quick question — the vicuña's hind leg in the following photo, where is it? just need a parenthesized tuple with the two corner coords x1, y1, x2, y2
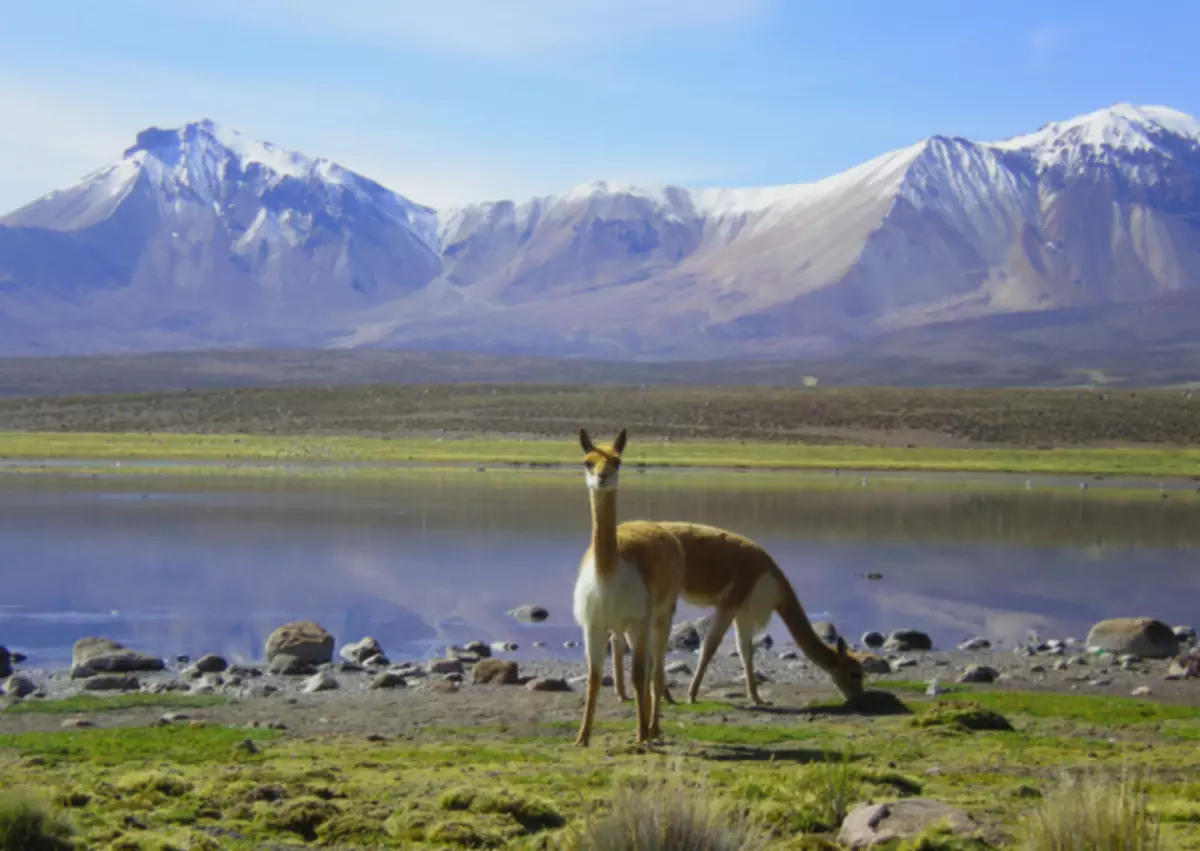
(610, 633, 631, 702)
(734, 614, 770, 706)
(575, 622, 609, 747)
(687, 606, 736, 703)
(647, 609, 673, 740)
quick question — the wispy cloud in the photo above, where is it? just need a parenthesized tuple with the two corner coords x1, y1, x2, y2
(0, 68, 729, 214)
(148, 0, 768, 60)
(1024, 26, 1066, 72)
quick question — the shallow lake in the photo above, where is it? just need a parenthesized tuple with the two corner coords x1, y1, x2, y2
(1, 469, 1197, 669)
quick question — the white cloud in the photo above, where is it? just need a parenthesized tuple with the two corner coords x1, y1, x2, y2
(145, 0, 767, 60)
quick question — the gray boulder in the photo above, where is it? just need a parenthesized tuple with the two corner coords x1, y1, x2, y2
(302, 671, 339, 693)
(3, 673, 36, 698)
(268, 654, 317, 676)
(839, 799, 978, 848)
(192, 654, 228, 674)
(340, 637, 386, 665)
(861, 632, 885, 650)
(427, 659, 465, 676)
(958, 664, 998, 684)
(507, 605, 549, 623)
(72, 637, 165, 673)
(370, 671, 408, 690)
(1086, 618, 1179, 659)
(884, 629, 933, 652)
(526, 677, 572, 692)
(83, 674, 141, 691)
(668, 616, 712, 651)
(264, 621, 334, 665)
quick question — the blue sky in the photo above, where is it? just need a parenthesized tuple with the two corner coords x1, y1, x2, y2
(2, 0, 1199, 212)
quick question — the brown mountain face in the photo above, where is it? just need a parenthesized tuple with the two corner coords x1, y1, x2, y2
(2, 105, 1200, 364)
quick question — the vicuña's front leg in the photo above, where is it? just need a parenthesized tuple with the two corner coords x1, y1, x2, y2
(575, 624, 608, 747)
(734, 616, 770, 706)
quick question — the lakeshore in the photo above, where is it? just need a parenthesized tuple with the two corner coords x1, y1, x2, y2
(3, 431, 1200, 481)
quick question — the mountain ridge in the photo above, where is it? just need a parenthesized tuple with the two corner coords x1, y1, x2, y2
(2, 103, 1200, 369)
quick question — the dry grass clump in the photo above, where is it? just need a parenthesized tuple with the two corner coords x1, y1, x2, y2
(0, 792, 75, 851)
(1015, 768, 1163, 851)
(562, 775, 768, 851)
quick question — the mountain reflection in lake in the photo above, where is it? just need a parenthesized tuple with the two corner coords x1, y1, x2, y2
(1, 471, 1196, 667)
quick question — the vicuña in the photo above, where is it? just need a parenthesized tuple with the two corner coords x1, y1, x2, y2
(610, 521, 866, 705)
(571, 429, 684, 747)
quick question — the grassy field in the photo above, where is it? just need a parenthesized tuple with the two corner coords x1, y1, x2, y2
(2, 430, 1200, 479)
(0, 384, 1198, 447)
(1, 687, 1198, 849)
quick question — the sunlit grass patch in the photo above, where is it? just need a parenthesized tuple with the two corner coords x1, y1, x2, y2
(0, 724, 279, 767)
(7, 693, 230, 716)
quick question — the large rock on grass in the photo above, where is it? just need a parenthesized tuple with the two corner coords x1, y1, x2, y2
(838, 799, 978, 848)
(265, 621, 334, 665)
(72, 637, 165, 673)
(1086, 618, 1179, 659)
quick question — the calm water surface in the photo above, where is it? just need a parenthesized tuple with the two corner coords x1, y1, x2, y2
(1, 471, 1197, 668)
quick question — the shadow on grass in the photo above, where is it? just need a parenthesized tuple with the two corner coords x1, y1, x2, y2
(741, 690, 913, 718)
(697, 744, 845, 764)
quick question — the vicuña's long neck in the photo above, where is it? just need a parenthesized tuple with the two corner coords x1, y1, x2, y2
(588, 489, 619, 577)
(775, 581, 840, 672)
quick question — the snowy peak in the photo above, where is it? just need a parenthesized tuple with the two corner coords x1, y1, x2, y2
(992, 103, 1200, 169)
(124, 118, 322, 181)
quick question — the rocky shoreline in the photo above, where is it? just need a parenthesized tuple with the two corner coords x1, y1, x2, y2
(2, 616, 1196, 715)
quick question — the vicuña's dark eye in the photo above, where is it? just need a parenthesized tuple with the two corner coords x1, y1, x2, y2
(584, 460, 595, 471)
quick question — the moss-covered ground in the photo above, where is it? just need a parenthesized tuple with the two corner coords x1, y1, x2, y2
(2, 687, 1198, 850)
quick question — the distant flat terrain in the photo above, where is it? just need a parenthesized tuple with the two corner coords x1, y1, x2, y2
(0, 382, 1196, 449)
(0, 333, 1198, 401)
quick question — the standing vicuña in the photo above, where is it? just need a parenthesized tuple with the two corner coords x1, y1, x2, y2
(572, 429, 684, 747)
(610, 521, 865, 705)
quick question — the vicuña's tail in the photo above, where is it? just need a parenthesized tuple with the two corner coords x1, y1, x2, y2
(771, 568, 840, 672)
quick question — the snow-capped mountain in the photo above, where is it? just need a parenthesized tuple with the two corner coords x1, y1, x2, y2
(3, 104, 1200, 359)
(0, 120, 440, 353)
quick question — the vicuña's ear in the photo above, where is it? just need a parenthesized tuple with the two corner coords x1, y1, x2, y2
(579, 429, 595, 454)
(612, 429, 628, 455)
(835, 636, 848, 660)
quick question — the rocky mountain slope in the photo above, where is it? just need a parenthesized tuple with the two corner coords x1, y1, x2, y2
(2, 104, 1199, 361)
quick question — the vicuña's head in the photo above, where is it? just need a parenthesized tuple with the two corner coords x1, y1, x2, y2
(579, 428, 627, 493)
(829, 636, 866, 701)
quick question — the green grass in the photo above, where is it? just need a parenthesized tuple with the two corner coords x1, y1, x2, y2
(3, 430, 1200, 478)
(935, 691, 1200, 727)
(0, 792, 75, 851)
(0, 724, 279, 767)
(5, 693, 230, 716)
(1, 690, 1199, 849)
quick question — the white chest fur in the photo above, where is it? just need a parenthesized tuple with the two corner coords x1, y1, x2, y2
(573, 554, 649, 633)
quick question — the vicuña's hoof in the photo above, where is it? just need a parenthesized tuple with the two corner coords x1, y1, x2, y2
(574, 736, 590, 748)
